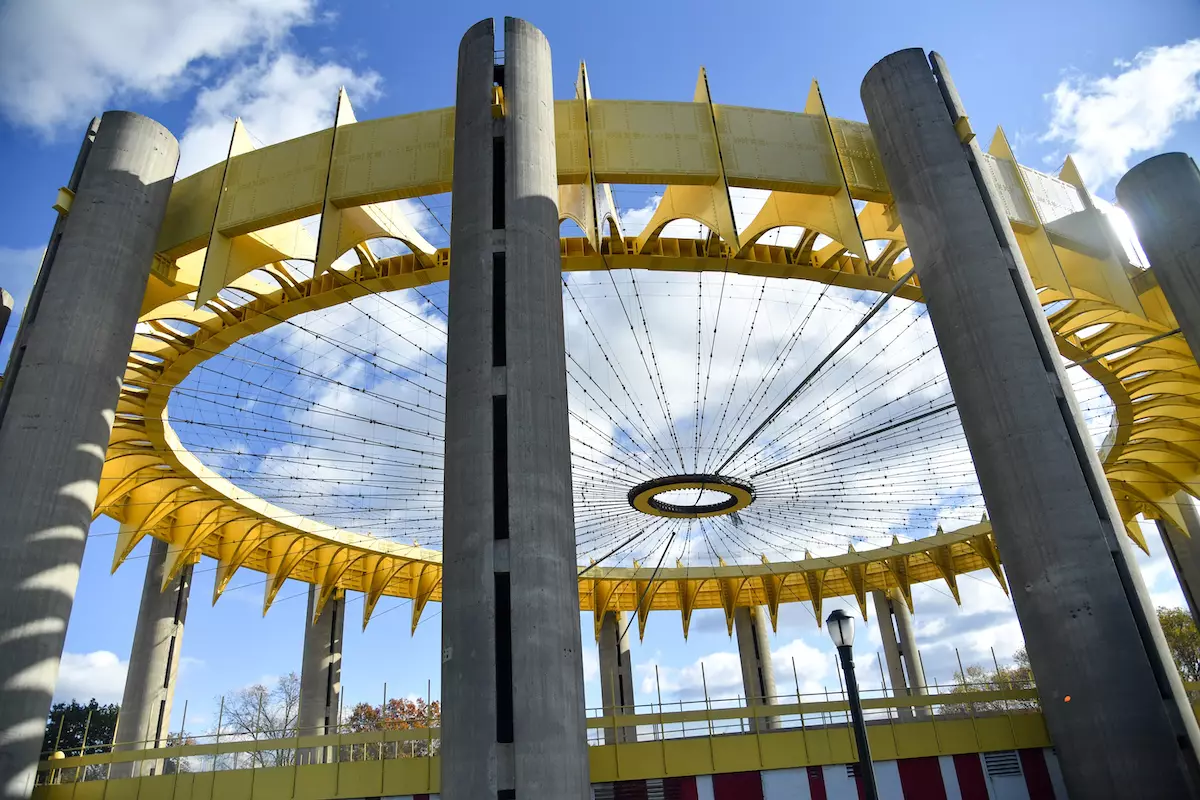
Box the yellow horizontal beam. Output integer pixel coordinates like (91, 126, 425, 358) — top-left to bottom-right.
(39, 687, 1041, 771)
(34, 697, 1058, 800)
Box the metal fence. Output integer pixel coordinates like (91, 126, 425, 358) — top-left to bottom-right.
(37, 678, 1048, 785)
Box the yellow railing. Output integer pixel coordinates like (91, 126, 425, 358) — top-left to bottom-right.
(34, 683, 1061, 799)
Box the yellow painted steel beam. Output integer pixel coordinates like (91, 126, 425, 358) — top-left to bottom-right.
(32, 687, 1065, 800)
(87, 96, 1200, 631)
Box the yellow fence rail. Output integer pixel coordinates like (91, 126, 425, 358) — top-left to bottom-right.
(33, 683, 1067, 800)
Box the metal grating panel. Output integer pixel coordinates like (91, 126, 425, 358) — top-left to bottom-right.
(984, 750, 1022, 777)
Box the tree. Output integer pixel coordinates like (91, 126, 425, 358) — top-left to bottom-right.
(211, 673, 301, 768)
(41, 700, 119, 782)
(1158, 606, 1200, 685)
(945, 648, 1039, 714)
(162, 732, 198, 775)
(42, 700, 118, 758)
(345, 697, 440, 759)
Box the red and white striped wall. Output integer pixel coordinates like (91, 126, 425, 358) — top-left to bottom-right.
(588, 748, 1069, 800)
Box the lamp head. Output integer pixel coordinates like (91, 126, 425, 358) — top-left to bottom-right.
(826, 608, 855, 649)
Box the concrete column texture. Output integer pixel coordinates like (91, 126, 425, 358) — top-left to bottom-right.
(733, 606, 779, 732)
(0, 111, 177, 800)
(1116, 155, 1200, 627)
(1116, 153, 1200, 359)
(862, 49, 1200, 798)
(871, 590, 912, 722)
(888, 588, 930, 719)
(598, 611, 637, 744)
(441, 17, 589, 800)
(298, 585, 343, 764)
(110, 537, 192, 778)
(1157, 492, 1200, 626)
(1118, 154, 1200, 628)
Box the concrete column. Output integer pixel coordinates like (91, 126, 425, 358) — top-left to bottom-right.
(862, 49, 1200, 798)
(297, 586, 343, 765)
(0, 288, 12, 350)
(441, 17, 589, 800)
(1115, 153, 1200, 359)
(1116, 157, 1200, 628)
(872, 590, 912, 721)
(888, 589, 930, 719)
(733, 606, 779, 732)
(0, 111, 177, 799)
(1, 118, 97, 401)
(598, 611, 637, 744)
(1156, 492, 1200, 626)
(110, 538, 192, 778)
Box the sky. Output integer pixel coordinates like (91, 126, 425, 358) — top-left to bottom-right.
(1, 0, 1199, 739)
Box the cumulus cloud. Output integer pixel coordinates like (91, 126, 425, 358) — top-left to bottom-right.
(1042, 39, 1200, 188)
(177, 52, 382, 177)
(54, 651, 128, 704)
(0, 0, 318, 134)
(637, 635, 832, 702)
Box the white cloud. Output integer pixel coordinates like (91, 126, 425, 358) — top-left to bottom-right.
(54, 651, 127, 704)
(0, 0, 318, 134)
(636, 636, 832, 703)
(1135, 515, 1188, 610)
(582, 645, 599, 684)
(618, 195, 661, 237)
(1042, 39, 1200, 188)
(177, 52, 382, 177)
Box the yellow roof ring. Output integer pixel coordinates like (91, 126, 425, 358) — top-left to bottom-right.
(100, 237, 1194, 628)
(93, 95, 1199, 625)
(628, 474, 755, 519)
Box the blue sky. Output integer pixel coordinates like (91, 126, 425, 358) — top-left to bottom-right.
(1, 0, 1199, 736)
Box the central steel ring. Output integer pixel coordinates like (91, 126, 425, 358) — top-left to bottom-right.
(627, 474, 755, 519)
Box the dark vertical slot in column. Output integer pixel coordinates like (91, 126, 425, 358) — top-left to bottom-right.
(492, 252, 506, 367)
(493, 395, 509, 540)
(325, 599, 338, 719)
(494, 572, 514, 744)
(492, 137, 505, 230)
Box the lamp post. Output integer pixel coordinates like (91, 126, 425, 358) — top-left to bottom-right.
(827, 608, 879, 800)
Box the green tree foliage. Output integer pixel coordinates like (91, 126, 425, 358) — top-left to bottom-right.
(41, 699, 119, 782)
(1158, 606, 1200, 684)
(42, 699, 118, 758)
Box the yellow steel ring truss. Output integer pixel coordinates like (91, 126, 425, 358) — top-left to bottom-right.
(97, 83, 1199, 635)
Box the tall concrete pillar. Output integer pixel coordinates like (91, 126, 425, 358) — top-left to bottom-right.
(598, 611, 637, 744)
(1116, 156, 1200, 629)
(1115, 153, 1200, 359)
(872, 591, 912, 721)
(441, 17, 589, 799)
(862, 49, 1200, 798)
(733, 606, 779, 732)
(298, 586, 343, 764)
(0, 111, 177, 799)
(888, 590, 929, 719)
(110, 537, 192, 778)
(0, 288, 12, 350)
(1156, 493, 1200, 626)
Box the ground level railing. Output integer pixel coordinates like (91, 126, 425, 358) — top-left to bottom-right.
(34, 682, 1061, 794)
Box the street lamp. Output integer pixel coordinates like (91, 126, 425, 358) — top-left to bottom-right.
(827, 608, 880, 800)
